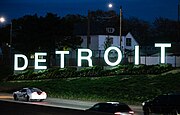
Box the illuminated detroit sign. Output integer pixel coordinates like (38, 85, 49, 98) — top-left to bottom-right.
(14, 43, 171, 70)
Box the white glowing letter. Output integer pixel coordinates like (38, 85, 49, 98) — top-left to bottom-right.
(78, 49, 92, 67)
(135, 45, 139, 65)
(155, 43, 171, 64)
(55, 51, 69, 68)
(14, 54, 28, 70)
(35, 53, 47, 69)
(104, 47, 122, 66)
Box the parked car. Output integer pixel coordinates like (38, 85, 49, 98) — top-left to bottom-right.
(86, 102, 134, 115)
(142, 93, 180, 115)
(13, 87, 47, 102)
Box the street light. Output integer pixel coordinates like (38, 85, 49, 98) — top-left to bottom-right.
(0, 17, 12, 47)
(108, 3, 122, 50)
(0, 17, 5, 23)
(0, 17, 6, 28)
(0, 17, 13, 66)
(108, 3, 113, 8)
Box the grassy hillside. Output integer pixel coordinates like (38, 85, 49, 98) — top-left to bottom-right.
(1, 71, 180, 104)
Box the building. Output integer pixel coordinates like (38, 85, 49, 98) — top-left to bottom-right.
(58, 32, 139, 66)
(79, 32, 138, 57)
(72, 32, 180, 67)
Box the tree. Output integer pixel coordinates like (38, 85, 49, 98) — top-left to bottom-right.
(0, 13, 84, 67)
(12, 14, 41, 53)
(0, 25, 10, 46)
(104, 37, 112, 50)
(8, 13, 83, 54)
(88, 11, 151, 45)
(122, 17, 151, 45)
(89, 10, 118, 23)
(152, 17, 178, 43)
(56, 14, 85, 49)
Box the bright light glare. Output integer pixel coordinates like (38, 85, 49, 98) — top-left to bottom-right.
(0, 17, 5, 23)
(108, 3, 113, 8)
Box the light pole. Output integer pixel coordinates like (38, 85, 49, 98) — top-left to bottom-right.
(10, 21, 12, 48)
(178, 0, 180, 42)
(0, 17, 13, 66)
(0, 17, 12, 47)
(9, 21, 13, 66)
(119, 6, 122, 50)
(108, 3, 123, 49)
(0, 16, 5, 64)
(87, 10, 90, 49)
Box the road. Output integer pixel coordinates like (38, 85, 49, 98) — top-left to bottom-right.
(0, 93, 143, 115)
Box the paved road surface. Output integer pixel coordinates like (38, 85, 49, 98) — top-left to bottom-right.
(0, 93, 143, 115)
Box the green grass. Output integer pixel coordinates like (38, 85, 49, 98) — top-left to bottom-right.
(1, 72, 180, 105)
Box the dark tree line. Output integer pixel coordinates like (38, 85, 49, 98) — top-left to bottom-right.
(85, 10, 179, 45)
(0, 10, 179, 54)
(11, 13, 84, 54)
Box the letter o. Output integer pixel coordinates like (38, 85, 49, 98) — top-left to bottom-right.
(104, 47, 122, 66)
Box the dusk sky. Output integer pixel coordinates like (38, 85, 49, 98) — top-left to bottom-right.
(0, 0, 179, 23)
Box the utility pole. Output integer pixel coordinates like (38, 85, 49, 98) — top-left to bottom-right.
(178, 0, 180, 42)
(107, 3, 122, 49)
(10, 21, 12, 47)
(87, 10, 90, 48)
(9, 21, 13, 66)
(119, 6, 122, 49)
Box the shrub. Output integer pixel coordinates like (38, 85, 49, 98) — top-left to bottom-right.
(78, 66, 104, 77)
(110, 64, 173, 75)
(7, 64, 174, 80)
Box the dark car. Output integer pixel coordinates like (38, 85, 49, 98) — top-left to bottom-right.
(142, 93, 180, 115)
(86, 102, 134, 115)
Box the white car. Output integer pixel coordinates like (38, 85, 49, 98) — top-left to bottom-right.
(13, 87, 47, 102)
